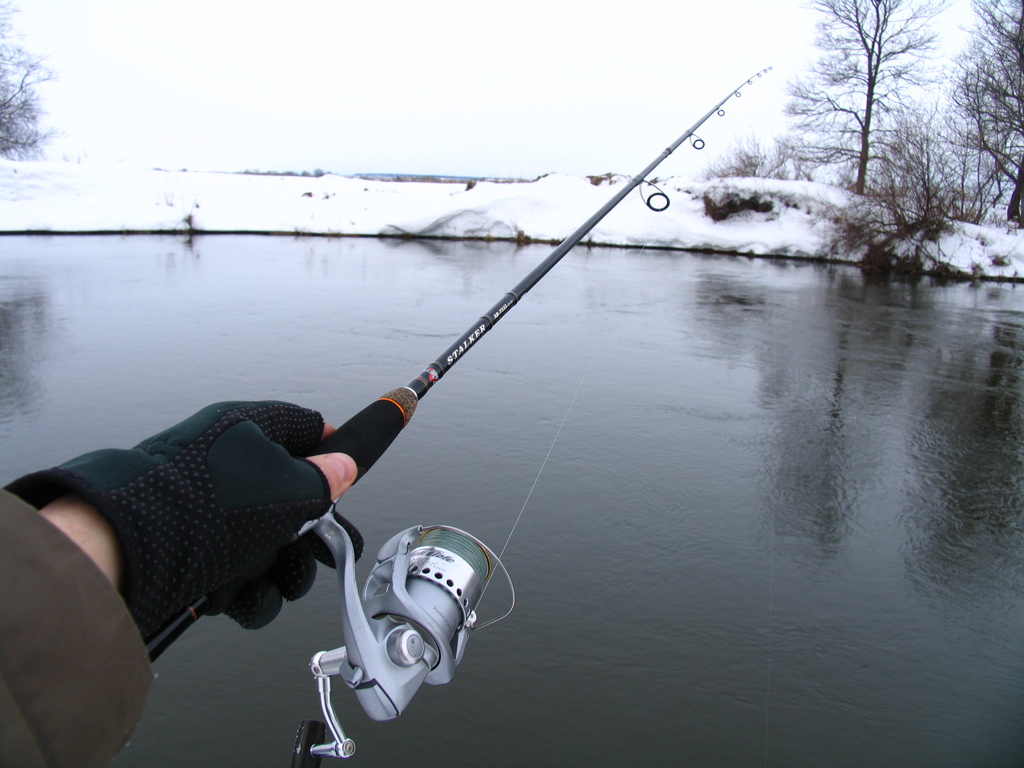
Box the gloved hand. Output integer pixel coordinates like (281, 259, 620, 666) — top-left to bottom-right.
(6, 401, 362, 637)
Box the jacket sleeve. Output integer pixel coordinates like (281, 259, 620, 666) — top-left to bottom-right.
(0, 489, 153, 768)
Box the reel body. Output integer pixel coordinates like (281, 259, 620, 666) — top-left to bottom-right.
(294, 510, 512, 763)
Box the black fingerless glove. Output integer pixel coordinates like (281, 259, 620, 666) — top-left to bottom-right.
(6, 401, 362, 638)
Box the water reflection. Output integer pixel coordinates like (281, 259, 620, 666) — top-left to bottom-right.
(0, 284, 50, 420)
(686, 266, 1024, 596)
(906, 311, 1024, 604)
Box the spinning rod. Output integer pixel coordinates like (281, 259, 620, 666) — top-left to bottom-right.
(309, 66, 774, 469)
(144, 68, 772, 666)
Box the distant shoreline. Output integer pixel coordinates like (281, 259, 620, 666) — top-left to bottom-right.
(3, 160, 1020, 283)
(3, 227, 1009, 284)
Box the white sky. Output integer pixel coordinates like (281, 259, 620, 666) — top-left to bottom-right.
(16, 0, 978, 179)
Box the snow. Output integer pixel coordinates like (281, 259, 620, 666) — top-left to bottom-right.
(3, 159, 1023, 280)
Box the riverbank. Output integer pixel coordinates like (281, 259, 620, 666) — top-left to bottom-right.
(2, 159, 1022, 281)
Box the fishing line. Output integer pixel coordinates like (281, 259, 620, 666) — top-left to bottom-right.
(763, 518, 777, 767)
(488, 68, 773, 575)
(497, 351, 596, 562)
(763, 273, 780, 766)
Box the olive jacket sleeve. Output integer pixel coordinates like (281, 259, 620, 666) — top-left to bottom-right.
(0, 489, 153, 768)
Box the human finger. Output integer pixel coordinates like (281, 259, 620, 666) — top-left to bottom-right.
(306, 452, 357, 500)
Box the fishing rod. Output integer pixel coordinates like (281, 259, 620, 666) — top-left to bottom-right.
(305, 67, 774, 468)
(142, 67, 771, 761)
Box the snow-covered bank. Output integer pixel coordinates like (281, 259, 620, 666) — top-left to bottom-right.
(3, 159, 1023, 280)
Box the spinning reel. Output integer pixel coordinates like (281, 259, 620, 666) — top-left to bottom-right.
(292, 509, 513, 764)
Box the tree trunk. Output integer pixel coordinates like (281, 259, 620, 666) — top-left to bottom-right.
(856, 52, 878, 197)
(1007, 153, 1024, 225)
(855, 127, 870, 196)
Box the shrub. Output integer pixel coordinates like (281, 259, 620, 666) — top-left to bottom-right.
(701, 133, 812, 181)
(828, 106, 962, 274)
(702, 191, 774, 221)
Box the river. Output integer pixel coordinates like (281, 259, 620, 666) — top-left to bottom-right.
(1, 235, 1023, 767)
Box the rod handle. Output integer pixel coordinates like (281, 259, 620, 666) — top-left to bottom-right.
(310, 387, 418, 482)
(145, 596, 209, 660)
(144, 388, 418, 661)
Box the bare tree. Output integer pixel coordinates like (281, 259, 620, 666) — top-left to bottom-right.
(943, 110, 1001, 224)
(787, 0, 948, 195)
(951, 0, 1024, 224)
(0, 1, 52, 159)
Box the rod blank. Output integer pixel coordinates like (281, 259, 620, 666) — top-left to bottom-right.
(406, 68, 771, 400)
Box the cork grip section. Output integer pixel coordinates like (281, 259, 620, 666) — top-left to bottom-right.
(379, 387, 418, 425)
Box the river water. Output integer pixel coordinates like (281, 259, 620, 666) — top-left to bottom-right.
(1, 235, 1023, 767)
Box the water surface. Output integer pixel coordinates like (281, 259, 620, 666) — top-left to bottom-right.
(1, 235, 1022, 767)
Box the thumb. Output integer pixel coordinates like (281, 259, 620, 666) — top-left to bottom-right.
(307, 453, 358, 500)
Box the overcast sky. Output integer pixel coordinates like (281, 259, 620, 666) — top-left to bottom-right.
(17, 0, 977, 179)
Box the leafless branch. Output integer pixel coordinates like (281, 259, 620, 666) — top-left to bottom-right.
(787, 0, 950, 194)
(0, 1, 53, 159)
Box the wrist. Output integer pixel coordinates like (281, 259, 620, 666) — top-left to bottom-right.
(39, 494, 124, 591)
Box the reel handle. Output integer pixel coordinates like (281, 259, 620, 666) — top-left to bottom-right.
(310, 388, 418, 482)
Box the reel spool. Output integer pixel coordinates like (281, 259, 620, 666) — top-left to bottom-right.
(293, 511, 513, 764)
